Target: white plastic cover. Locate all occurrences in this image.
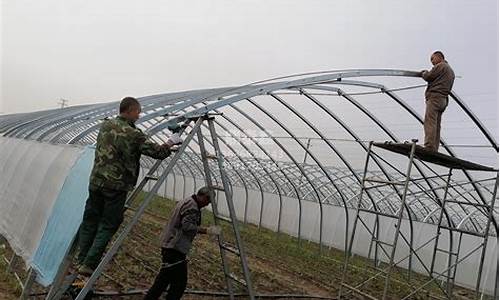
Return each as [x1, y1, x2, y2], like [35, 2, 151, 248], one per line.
[0, 137, 84, 264]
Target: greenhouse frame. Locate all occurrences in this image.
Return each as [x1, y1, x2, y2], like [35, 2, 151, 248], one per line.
[0, 69, 498, 299]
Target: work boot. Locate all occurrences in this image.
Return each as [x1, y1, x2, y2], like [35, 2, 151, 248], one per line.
[77, 265, 94, 277]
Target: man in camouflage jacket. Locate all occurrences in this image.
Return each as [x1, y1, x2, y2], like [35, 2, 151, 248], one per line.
[77, 97, 182, 275]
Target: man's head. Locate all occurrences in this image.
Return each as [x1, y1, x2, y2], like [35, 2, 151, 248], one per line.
[430, 51, 445, 66]
[119, 97, 142, 122]
[196, 186, 214, 208]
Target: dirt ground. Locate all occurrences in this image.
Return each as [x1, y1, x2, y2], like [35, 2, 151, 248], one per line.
[0, 194, 487, 299]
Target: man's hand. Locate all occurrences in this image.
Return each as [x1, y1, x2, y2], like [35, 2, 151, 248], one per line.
[166, 132, 183, 147]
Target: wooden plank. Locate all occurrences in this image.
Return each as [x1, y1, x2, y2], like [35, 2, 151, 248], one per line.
[373, 142, 497, 171]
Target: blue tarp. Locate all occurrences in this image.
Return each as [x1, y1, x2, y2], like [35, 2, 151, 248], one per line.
[31, 146, 95, 286]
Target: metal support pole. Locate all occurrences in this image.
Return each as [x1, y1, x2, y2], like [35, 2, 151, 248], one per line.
[182, 171, 187, 200]
[302, 138, 311, 164]
[6, 253, 16, 273]
[172, 171, 177, 200]
[474, 173, 499, 299]
[197, 120, 235, 299]
[339, 141, 373, 298]
[163, 170, 168, 198]
[402, 243, 486, 300]
[19, 268, 36, 300]
[207, 117, 256, 299]
[125, 160, 163, 207]
[429, 168, 454, 299]
[381, 141, 417, 299]
[494, 259, 499, 300]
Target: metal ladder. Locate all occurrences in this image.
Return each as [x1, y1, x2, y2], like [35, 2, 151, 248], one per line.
[197, 115, 255, 300]
[430, 172, 497, 299]
[66, 115, 254, 300]
[340, 141, 417, 300]
[65, 115, 190, 299]
[428, 168, 457, 298]
[47, 119, 197, 300]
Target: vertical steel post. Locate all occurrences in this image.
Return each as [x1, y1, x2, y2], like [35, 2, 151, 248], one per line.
[207, 117, 256, 300]
[163, 170, 168, 198]
[381, 141, 417, 299]
[196, 120, 235, 300]
[429, 169, 453, 296]
[19, 268, 36, 300]
[124, 160, 163, 207]
[172, 171, 177, 200]
[302, 138, 311, 164]
[339, 141, 373, 298]
[443, 170, 454, 296]
[474, 173, 499, 299]
[6, 253, 16, 273]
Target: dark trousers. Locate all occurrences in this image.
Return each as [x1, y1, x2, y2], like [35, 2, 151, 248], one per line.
[144, 248, 187, 300]
[77, 186, 127, 269]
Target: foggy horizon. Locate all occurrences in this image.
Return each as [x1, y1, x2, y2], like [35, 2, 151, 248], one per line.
[1, 0, 498, 128]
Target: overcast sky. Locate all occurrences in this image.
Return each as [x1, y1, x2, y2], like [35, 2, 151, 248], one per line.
[1, 0, 498, 126]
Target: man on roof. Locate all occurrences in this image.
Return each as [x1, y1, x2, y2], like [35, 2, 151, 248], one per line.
[420, 51, 455, 152]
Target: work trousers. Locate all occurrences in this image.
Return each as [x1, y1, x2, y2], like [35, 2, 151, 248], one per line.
[424, 95, 448, 152]
[144, 248, 188, 300]
[77, 185, 127, 269]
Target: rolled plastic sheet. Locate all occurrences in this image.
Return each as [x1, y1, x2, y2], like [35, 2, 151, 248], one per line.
[0, 137, 84, 264]
[31, 146, 95, 286]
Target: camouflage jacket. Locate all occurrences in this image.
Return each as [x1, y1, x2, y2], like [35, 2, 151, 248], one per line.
[89, 116, 171, 191]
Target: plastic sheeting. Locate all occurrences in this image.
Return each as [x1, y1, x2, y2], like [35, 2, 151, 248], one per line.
[31, 146, 95, 286]
[0, 137, 84, 263]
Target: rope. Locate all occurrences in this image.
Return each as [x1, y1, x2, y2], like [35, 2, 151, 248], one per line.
[160, 259, 187, 269]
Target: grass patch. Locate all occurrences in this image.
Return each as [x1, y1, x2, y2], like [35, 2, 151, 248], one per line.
[0, 244, 22, 300]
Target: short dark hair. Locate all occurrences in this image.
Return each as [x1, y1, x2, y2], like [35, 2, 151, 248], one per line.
[197, 186, 214, 200]
[433, 51, 445, 59]
[119, 97, 140, 113]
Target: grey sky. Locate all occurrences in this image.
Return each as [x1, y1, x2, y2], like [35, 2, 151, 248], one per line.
[1, 0, 498, 129]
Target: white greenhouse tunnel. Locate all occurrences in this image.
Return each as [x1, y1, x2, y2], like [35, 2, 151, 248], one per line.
[0, 135, 497, 295]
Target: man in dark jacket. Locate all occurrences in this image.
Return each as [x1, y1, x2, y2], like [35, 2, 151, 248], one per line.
[421, 51, 455, 152]
[144, 187, 220, 300]
[77, 97, 182, 275]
